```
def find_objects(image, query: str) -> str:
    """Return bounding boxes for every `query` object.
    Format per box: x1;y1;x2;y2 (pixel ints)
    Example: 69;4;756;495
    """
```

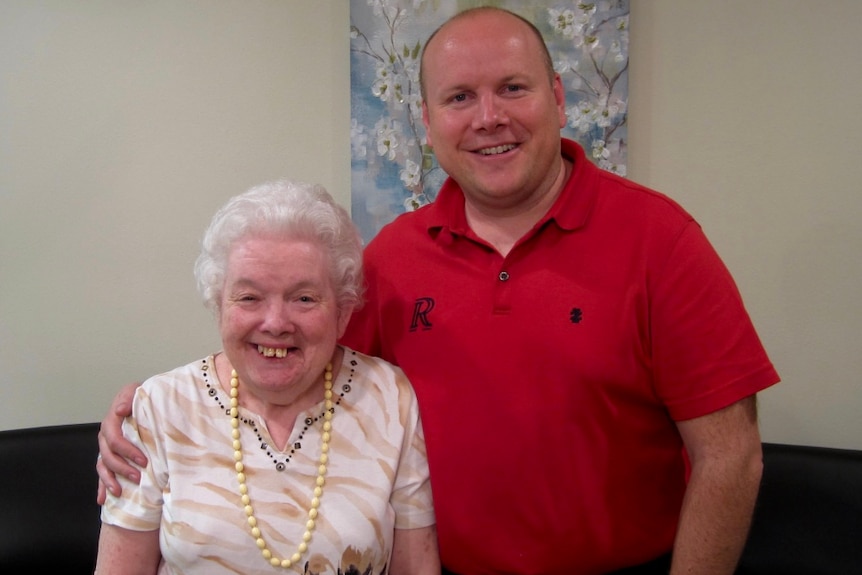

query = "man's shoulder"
364;205;436;259
587;165;696;227
561;137;694;225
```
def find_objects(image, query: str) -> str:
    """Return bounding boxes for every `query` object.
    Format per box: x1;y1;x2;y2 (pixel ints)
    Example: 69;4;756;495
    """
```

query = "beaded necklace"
229;363;334;569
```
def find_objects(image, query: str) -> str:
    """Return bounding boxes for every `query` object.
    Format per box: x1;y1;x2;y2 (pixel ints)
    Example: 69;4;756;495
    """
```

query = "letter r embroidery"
410;297;435;331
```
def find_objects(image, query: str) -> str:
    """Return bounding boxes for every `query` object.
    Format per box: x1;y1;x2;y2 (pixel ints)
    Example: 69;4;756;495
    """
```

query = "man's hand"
95;382;146;505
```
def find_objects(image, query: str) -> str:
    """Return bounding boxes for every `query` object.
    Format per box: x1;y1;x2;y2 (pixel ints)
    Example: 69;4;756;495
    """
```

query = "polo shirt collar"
425;138;598;238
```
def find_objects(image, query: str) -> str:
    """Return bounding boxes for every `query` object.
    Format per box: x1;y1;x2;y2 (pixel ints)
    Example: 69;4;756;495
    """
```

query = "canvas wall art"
350;0;630;242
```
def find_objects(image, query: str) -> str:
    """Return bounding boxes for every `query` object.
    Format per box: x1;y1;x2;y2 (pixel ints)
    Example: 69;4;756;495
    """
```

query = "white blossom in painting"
350;0;629;242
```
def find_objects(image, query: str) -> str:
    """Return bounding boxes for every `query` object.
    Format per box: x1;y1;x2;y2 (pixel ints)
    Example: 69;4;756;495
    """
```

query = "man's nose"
473;94;507;130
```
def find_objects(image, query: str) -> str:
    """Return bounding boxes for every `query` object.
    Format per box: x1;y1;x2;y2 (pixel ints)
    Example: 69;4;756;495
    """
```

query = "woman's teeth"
257;345;287;358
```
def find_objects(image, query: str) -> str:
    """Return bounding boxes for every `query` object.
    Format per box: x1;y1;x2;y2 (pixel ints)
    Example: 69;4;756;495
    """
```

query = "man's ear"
421;102;434;148
553;74;567;129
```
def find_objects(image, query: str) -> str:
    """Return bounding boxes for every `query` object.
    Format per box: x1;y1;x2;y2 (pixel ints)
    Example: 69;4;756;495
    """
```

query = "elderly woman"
95;180;438;574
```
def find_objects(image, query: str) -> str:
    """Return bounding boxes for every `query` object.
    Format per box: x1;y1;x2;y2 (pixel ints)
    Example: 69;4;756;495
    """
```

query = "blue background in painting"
350;0;629;244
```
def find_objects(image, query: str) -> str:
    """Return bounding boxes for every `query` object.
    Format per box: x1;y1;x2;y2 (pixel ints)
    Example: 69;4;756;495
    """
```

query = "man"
97;7;779;574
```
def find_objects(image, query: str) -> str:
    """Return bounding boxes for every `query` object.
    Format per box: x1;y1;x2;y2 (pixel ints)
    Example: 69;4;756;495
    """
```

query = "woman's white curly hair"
193;179;364;314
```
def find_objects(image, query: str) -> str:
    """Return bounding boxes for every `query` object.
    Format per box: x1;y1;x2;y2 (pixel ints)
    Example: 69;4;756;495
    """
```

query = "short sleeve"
99;385;168;531
651;222;779;420
389;375;435;530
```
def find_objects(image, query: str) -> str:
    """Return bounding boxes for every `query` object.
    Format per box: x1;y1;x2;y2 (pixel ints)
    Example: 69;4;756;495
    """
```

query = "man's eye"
506;84;522;93
452;93;467;102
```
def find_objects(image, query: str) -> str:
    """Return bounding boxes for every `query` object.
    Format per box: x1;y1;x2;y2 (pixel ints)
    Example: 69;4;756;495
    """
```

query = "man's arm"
671;396;763;574
95;382;146;504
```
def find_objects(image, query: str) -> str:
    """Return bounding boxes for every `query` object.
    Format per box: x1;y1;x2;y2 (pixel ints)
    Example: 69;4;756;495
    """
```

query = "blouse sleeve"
389;371;436;530
99;381;168;531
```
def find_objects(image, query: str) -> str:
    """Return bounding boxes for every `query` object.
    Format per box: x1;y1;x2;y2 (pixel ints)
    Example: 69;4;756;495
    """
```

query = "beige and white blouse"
101;347;435;574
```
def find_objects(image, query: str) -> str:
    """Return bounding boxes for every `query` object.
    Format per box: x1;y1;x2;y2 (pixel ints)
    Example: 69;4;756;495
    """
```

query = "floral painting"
350;0;630;243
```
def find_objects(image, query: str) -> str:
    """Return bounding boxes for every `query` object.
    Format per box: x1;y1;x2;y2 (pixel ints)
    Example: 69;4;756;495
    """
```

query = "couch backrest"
737;442;862;574
0;422;101;573
3;428;859;573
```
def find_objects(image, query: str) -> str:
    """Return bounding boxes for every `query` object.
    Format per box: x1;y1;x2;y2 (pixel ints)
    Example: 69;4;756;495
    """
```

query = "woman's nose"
261;301;294;333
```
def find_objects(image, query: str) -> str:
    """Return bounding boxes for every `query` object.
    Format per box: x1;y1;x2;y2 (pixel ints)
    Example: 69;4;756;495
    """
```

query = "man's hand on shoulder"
96;382;146;505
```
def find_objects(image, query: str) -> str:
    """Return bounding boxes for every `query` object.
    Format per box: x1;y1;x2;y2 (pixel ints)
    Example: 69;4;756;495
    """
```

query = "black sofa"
737;442;862;574
0;422;101;573
1;423;860;574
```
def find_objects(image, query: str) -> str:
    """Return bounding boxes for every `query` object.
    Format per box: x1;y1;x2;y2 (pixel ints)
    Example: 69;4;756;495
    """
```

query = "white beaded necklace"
229;363;334;569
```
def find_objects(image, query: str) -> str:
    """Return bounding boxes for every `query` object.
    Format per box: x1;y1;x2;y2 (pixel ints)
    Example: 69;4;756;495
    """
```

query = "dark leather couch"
1;423;860;574
0;422;101;573
737;442;862;574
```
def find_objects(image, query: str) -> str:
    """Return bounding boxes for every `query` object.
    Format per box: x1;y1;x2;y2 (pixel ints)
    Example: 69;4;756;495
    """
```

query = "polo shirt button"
498;271;510;281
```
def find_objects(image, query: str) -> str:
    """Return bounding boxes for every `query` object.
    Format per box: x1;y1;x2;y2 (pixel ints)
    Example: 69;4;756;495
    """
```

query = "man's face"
421;11;567;213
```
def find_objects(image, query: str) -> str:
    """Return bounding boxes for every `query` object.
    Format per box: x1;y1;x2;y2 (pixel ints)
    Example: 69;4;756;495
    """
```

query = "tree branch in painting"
350;0;629;241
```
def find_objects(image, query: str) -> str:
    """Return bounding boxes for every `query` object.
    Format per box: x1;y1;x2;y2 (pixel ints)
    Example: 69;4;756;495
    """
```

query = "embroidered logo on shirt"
410;297;435;331
570;307;583;324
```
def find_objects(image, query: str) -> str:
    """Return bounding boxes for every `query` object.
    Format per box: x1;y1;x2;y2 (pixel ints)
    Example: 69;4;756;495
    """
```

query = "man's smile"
478;143;517;155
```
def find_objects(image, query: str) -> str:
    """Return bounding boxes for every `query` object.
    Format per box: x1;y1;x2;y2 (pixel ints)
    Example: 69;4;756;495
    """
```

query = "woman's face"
218;234;351;404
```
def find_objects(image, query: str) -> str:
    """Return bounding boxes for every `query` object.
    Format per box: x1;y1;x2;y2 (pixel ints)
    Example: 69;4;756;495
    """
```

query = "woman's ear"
336;304;357;339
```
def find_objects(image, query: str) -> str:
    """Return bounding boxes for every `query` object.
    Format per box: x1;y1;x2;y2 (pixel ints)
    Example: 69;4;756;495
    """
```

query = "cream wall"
628;0;862;450
0;1;350;429
1;1;860;449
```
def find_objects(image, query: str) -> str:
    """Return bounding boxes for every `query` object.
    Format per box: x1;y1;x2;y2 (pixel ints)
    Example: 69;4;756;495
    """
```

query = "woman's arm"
390;525;440;575
94;523;161;575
